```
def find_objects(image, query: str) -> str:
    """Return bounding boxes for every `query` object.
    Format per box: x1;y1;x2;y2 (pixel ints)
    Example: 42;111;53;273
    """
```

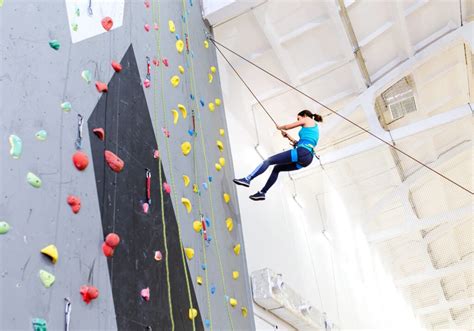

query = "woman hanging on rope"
233;110;322;201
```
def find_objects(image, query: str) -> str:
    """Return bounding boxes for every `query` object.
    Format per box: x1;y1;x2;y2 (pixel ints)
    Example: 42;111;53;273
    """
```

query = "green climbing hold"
32;318;47;331
39;269;55;288
61;102;72;112
35;130;47;141
0;221;10;234
0;0;4;7
9;134;22;159
27;172;42;188
48;40;60;50
81;70;92;83
72;23;78;32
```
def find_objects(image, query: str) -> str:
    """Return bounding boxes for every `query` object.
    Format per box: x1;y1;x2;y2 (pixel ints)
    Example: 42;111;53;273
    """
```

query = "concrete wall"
0;0;254;330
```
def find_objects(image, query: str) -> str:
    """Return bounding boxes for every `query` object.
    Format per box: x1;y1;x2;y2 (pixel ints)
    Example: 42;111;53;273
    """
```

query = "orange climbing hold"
92;128;105;140
111;61;122;72
80;285;99;304
72;151;89;171
67;195;81;214
104;150;124;172
95;81;108;93
101;17;113;31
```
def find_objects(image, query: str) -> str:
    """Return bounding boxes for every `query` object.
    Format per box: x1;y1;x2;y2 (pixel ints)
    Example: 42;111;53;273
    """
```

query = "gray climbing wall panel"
0;0;255;330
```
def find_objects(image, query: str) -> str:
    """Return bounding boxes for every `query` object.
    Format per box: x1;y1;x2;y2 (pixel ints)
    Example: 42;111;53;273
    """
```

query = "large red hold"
104;150;124;172
111;61;122;73
101;17;113;31
105;233;120;248
67;195;81;214
80;285;99;304
95;81;108;93
92;128;105;141
72;151;89;170
102;242;114;257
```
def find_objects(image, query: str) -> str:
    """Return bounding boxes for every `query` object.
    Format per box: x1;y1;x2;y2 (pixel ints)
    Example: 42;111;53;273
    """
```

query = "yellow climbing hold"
181;197;192;213
176;40;184;53
171;109;179;124
197;276;203;285
226;217;233;232
177;104;187;119
184;247;195;260
178;65;185;74
193;184;199;193
216;140;224;152
219;157;225;167
170;75;180;87
193;220;202;232
232;271;239;280
208;73;213;83
241;307;248;317
219;129;225;136
189;308;198;320
215;163;222;171
203;40;209;48
223;193;230;203
208;103;215;112
41;244;58;264
215;98;222;106
229;298;238;307
183;175;190;187
168;20;176;32
233;243;241;256
181;142;192;156
210;66;216;73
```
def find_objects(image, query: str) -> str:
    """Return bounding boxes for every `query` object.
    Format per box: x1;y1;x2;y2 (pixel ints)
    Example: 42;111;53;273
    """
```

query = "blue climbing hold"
208;176;213;182
205;217;210;228
200;99;205;107
204;319;210;328
190;94;195;100
210;285;216;294
202;183;208;190
188;129;194;137
201;263;207;270
181;15;186;23
175;34;180;40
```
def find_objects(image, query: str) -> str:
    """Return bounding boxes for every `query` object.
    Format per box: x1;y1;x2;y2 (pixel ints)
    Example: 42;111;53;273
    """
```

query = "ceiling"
205;0;473;329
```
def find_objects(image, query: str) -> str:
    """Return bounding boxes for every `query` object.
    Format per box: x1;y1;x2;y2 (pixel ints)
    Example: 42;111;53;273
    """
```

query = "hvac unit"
387;96;417;121
251;268;336;331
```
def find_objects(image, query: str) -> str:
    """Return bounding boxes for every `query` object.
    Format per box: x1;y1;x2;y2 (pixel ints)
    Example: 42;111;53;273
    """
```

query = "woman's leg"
261;163;299;193
246;149;293;181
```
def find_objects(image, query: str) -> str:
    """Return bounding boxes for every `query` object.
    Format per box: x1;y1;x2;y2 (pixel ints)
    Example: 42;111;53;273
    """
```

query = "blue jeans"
247;147;313;193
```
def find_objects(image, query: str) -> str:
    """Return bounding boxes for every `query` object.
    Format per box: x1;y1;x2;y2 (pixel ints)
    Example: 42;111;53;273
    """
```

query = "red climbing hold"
101;17;113;31
111;61;122;73
152;58;159;66
80;285;99;304
102;242;114;257
144;24;150;32
95;81;108;93
162;58;169;67
163;182;171;194
92;128;105;141
105;233;120;248
72;151;89;171
143;79;151;88
153;150;160;159
67;195;81;214
104;150;124;172
144;0;150;8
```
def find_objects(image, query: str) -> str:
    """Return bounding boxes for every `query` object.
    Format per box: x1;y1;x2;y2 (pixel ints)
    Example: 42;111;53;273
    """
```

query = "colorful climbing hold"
233;244;241;256
181;197;192;213
163;182;171;194
204;319;210;328
32;318;47;331
208;102;215;112
27;172;42;188
193;220;202;232
232;271;239;280
171;109;179;124
153;150;160;159
188;308;198;320
216;140;224;152
215;163;222;172
35;130;47;141
81;70;92;84
188;130;195;137
226;218;233;232
102;242;114;257
0;221;10;235
101;17;113;31
92;128;105;141
200;99;205;107
177;104;187;119
196;276;203;285
168;20;176;33
223;193;230;203
141;287;150;301
152;58;159;66
219;129;225;136
176;40;184;53
144;23;150;32
61;101;72;112
184;247;194;260
67;195;81;214
229;298;238;307
142;202;149;214
41;244;58;264
72;151;89;170
95;81;108;93
219;157;225;167
181;141;192;156
178;65;185;74
144;0;150;8
208;73;213;83
203;40;209;48
154;23;159;30
104;150;124;172
143;79;151;88
215;98;222;106
162;127;170;138
154;250;163;261
49;40;60;50
105;233;120;247
39;270;55;288
162;58;169;67
183;175;190;187
210;66;217;73
201;263;207;270
193;184;199;193
210;284;216;294
202;183;208;190
80;285;99;304
170;75;180;87
9;134;22;159
111;61;122;72
241;307;248;317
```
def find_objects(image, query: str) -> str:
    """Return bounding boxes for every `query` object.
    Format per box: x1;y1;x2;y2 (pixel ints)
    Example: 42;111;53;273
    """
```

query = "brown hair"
298;110;323;122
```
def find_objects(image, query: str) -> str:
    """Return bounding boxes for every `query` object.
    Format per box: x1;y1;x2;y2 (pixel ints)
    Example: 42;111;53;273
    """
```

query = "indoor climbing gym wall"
0;0;255;330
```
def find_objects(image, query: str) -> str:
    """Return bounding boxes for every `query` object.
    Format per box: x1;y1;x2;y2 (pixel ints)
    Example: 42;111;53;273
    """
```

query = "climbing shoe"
249;191;265;201
233;178;250;188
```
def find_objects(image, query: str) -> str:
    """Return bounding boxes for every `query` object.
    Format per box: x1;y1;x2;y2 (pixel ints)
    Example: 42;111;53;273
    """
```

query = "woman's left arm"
277;120;305;131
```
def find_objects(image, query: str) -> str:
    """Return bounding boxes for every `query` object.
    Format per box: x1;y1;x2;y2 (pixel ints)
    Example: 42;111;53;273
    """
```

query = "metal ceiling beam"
416;297;474;315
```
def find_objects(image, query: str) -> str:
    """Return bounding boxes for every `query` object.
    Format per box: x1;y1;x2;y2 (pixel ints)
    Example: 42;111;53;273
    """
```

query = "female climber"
233;110;322;201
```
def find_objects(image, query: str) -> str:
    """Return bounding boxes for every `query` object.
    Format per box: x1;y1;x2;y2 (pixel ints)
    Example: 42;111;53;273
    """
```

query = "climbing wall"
0;0;255;330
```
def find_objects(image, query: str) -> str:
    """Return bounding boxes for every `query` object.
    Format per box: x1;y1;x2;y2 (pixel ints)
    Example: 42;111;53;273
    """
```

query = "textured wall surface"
0;0;254;330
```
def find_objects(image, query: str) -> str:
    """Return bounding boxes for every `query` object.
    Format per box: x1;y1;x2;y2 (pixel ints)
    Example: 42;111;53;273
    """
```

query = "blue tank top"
298;125;319;147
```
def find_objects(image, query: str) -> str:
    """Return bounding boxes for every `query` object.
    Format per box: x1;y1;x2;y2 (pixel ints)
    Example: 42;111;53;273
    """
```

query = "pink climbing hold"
111;61;122;73
105;233;120;248
67;195;81;214
144;0;150;8
143;79;151;88
101;17;113;31
102;242;114;257
154;251;163;261
163;182;171;194
154;23;159;30
153;150;160;159
72;151;89;171
144;24;150;32
162;58;169;67
141;287;150;301
80;285;99;304
104;150;124;173
142;202;149;214
92;128;105;141
152;58;159;66
95;81;108;93
162;128;170;138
